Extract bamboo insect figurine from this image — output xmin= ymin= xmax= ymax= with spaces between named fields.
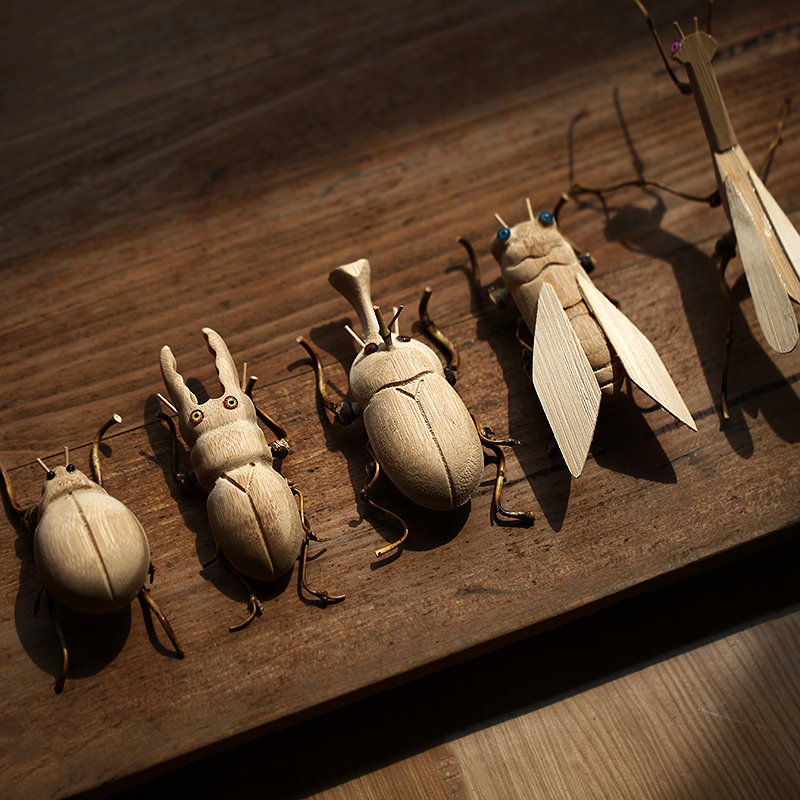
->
xmin=298 ymin=258 xmax=534 ymax=557
xmin=593 ymin=1 xmax=800 ymax=415
xmin=159 ymin=327 xmax=343 ymax=630
xmin=0 ymin=415 xmax=184 ymax=693
xmin=468 ymin=199 xmax=696 ymax=478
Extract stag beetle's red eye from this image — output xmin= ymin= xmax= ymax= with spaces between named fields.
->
xmin=397 ymin=335 xmax=410 ymax=342
xmin=190 ymin=409 xmax=204 ymax=425
xmin=364 ymin=343 xmax=379 ymax=355
xmin=223 ymin=395 xmax=239 ymax=410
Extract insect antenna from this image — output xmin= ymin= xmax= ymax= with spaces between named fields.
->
xmin=707 ymin=0 xmax=713 ymax=35
xmin=344 ymin=325 xmax=365 ymax=348
xmin=157 ymin=393 xmax=179 ymax=414
xmin=494 ymin=212 xmax=508 ymax=228
xmin=525 ymin=197 xmax=534 ymax=221
xmin=36 ymin=458 xmax=51 ymax=473
xmin=373 ymin=305 xmax=394 ymax=347
xmin=63 ymin=447 xmax=69 ymax=467
xmin=633 ymin=0 xmax=691 ymax=94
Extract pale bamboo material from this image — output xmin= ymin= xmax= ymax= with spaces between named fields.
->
xmin=490 ymin=205 xmax=696 ymax=478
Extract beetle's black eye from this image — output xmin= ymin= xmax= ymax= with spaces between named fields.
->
xmin=46 ymin=471 xmax=56 ymax=481
xmin=538 ymin=211 xmax=554 ymax=226
xmin=223 ymin=395 xmax=239 ymax=410
xmin=190 ymin=409 xmax=204 ymax=425
xmin=66 ymin=464 xmax=76 ymax=473
xmin=364 ymin=342 xmax=379 ymax=355
xmin=497 ymin=227 xmax=511 ymax=242
xmin=397 ymin=335 xmax=410 ymax=343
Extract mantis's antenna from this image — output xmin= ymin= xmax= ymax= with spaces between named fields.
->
xmin=157 ymin=392 xmax=179 ymax=414
xmin=707 ymin=0 xmax=713 ymax=35
xmin=494 ymin=212 xmax=508 ymax=228
xmin=673 ymin=21 xmax=686 ymax=39
xmin=344 ymin=325 xmax=365 ymax=348
xmin=633 ymin=0 xmax=691 ymax=95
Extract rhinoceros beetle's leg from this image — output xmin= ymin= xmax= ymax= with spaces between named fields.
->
xmin=289 ymin=485 xmax=345 ymax=605
xmin=296 ymin=336 xmax=361 ymax=426
xmin=418 ymin=287 xmax=460 ymax=385
xmin=473 ymin=417 xmax=536 ymax=525
xmin=360 ymin=449 xmax=408 ymax=558
xmin=137 ymin=587 xmax=185 ymax=658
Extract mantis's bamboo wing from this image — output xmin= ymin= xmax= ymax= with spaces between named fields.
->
xmin=576 ymin=271 xmax=696 ymax=431
xmin=532 ymin=281 xmax=601 ymax=477
xmin=722 ymin=174 xmax=799 ymax=353
xmin=748 ymin=168 xmax=800 ymax=303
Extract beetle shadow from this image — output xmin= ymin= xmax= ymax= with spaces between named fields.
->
xmin=290 ymin=318 xmax=474 ymax=557
xmin=142 ymin=392 xmax=297 ymax=623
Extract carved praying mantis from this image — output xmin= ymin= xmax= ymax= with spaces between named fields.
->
xmin=575 ymin=0 xmax=800 ymax=416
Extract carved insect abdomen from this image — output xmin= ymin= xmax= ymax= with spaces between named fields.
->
xmin=34 ymin=468 xmax=150 ymax=615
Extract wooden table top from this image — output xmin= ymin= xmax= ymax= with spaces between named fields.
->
xmin=1 ymin=1 xmax=798 ymax=798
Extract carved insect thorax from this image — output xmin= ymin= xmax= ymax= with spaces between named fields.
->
xmin=160 ymin=329 xmax=304 ymax=583
xmin=34 ymin=463 xmax=150 ymax=615
xmin=490 ymin=211 xmax=624 ymax=402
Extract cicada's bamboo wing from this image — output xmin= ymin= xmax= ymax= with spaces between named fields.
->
xmin=748 ymin=169 xmax=800 ymax=303
xmin=576 ymin=272 xmax=697 ymax=431
xmin=532 ymin=281 xmax=601 ymax=477
xmin=722 ymin=174 xmax=799 ymax=353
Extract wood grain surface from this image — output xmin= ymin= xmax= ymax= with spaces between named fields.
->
xmin=1 ymin=1 xmax=799 ymax=798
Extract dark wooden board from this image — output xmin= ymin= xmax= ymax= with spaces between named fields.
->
xmin=1 ymin=1 xmax=799 ymax=797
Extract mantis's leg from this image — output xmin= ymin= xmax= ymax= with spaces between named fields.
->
xmin=290 ymin=485 xmax=345 ymax=604
xmin=716 ymin=230 xmax=738 ymax=422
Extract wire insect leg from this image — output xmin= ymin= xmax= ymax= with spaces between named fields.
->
xmin=156 ymin=411 xmax=196 ymax=490
xmin=137 ymin=587 xmax=185 ymax=658
xmin=716 ymin=230 xmax=738 ymax=422
xmin=419 ymin=287 xmax=460 ymax=384
xmin=360 ymin=452 xmax=409 ymax=558
xmin=296 ymin=336 xmax=360 ymax=425
xmin=290 ymin=485 xmax=344 ymax=604
xmin=45 ymin=592 xmax=69 ymax=694
xmin=473 ymin=418 xmax=535 ymax=524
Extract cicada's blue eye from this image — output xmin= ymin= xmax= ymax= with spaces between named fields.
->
xmin=670 ymin=40 xmax=681 ymax=55
xmin=538 ymin=211 xmax=554 ymax=226
xmin=497 ymin=227 xmax=511 ymax=242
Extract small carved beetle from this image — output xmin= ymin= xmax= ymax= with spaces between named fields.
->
xmin=298 ymin=258 xmax=534 ymax=557
xmin=159 ymin=327 xmax=343 ymax=629
xmin=461 ymin=199 xmax=696 ymax=477
xmin=0 ymin=414 xmax=184 ymax=693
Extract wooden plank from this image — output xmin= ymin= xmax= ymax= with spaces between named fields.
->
xmin=0 ymin=1 xmax=799 ymax=797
